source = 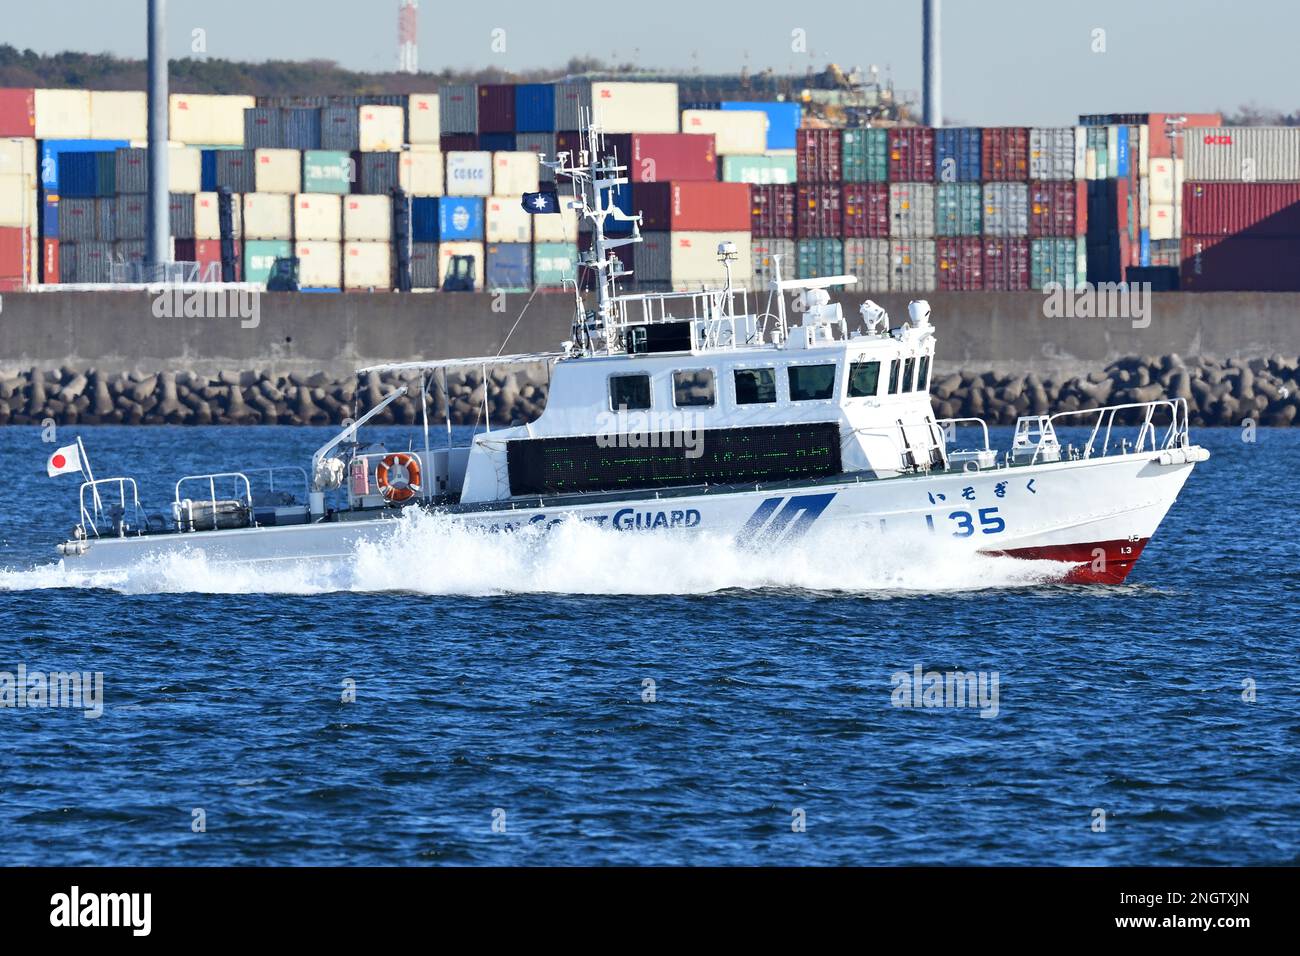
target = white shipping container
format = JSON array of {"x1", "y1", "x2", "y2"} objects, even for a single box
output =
[
  {"x1": 1074, "y1": 127, "x2": 1088, "y2": 180},
  {"x1": 1139, "y1": 177, "x2": 1150, "y2": 229},
  {"x1": 169, "y1": 94, "x2": 255, "y2": 146},
  {"x1": 1106, "y1": 126, "x2": 1119, "y2": 177},
  {"x1": 485, "y1": 196, "x2": 531, "y2": 243},
  {"x1": 669, "y1": 231, "x2": 752, "y2": 288},
  {"x1": 532, "y1": 203, "x2": 579, "y2": 243},
  {"x1": 343, "y1": 241, "x2": 392, "y2": 289},
  {"x1": 889, "y1": 183, "x2": 936, "y2": 238},
  {"x1": 88, "y1": 90, "x2": 147, "y2": 140},
  {"x1": 982, "y1": 182, "x2": 1029, "y2": 237},
  {"x1": 437, "y1": 241, "x2": 485, "y2": 290},
  {"x1": 294, "y1": 240, "x2": 342, "y2": 288},
  {"x1": 843, "y1": 238, "x2": 891, "y2": 291},
  {"x1": 170, "y1": 146, "x2": 202, "y2": 193},
  {"x1": 407, "y1": 93, "x2": 440, "y2": 145},
  {"x1": 589, "y1": 82, "x2": 679, "y2": 134},
  {"x1": 34, "y1": 89, "x2": 91, "y2": 139},
  {"x1": 491, "y1": 152, "x2": 540, "y2": 195},
  {"x1": 1138, "y1": 124, "x2": 1150, "y2": 177},
  {"x1": 1149, "y1": 202, "x2": 1176, "y2": 241},
  {"x1": 445, "y1": 151, "x2": 492, "y2": 196},
  {"x1": 0, "y1": 173, "x2": 33, "y2": 227},
  {"x1": 242, "y1": 193, "x2": 292, "y2": 240},
  {"x1": 888, "y1": 239, "x2": 937, "y2": 293},
  {"x1": 343, "y1": 194, "x2": 391, "y2": 241},
  {"x1": 1148, "y1": 158, "x2": 1175, "y2": 204},
  {"x1": 194, "y1": 192, "x2": 242, "y2": 240},
  {"x1": 680, "y1": 110, "x2": 766, "y2": 155},
  {"x1": 0, "y1": 138, "x2": 37, "y2": 177},
  {"x1": 1085, "y1": 148, "x2": 1098, "y2": 181},
  {"x1": 398, "y1": 147, "x2": 444, "y2": 197},
  {"x1": 1173, "y1": 158, "x2": 1184, "y2": 202},
  {"x1": 359, "y1": 105, "x2": 404, "y2": 152},
  {"x1": 255, "y1": 148, "x2": 302, "y2": 194},
  {"x1": 1028, "y1": 128, "x2": 1075, "y2": 180},
  {"x1": 1184, "y1": 126, "x2": 1300, "y2": 182},
  {"x1": 293, "y1": 193, "x2": 342, "y2": 241}
]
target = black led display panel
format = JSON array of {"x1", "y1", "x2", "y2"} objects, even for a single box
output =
[{"x1": 506, "y1": 422, "x2": 843, "y2": 496}]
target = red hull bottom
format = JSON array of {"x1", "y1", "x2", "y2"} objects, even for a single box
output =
[{"x1": 986, "y1": 537, "x2": 1151, "y2": 584}]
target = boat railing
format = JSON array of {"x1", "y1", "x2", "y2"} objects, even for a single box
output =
[
  {"x1": 1041, "y1": 397, "x2": 1190, "y2": 463},
  {"x1": 240, "y1": 465, "x2": 310, "y2": 504},
  {"x1": 173, "y1": 472, "x2": 255, "y2": 531},
  {"x1": 936, "y1": 417, "x2": 992, "y2": 452},
  {"x1": 78, "y1": 477, "x2": 144, "y2": 538}
]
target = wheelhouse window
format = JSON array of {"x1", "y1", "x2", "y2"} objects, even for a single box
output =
[
  {"x1": 847, "y1": 360, "x2": 881, "y2": 398},
  {"x1": 917, "y1": 355, "x2": 931, "y2": 392},
  {"x1": 887, "y1": 359, "x2": 901, "y2": 394},
  {"x1": 788, "y1": 364, "x2": 836, "y2": 401},
  {"x1": 673, "y1": 369, "x2": 716, "y2": 407},
  {"x1": 734, "y1": 368, "x2": 776, "y2": 405},
  {"x1": 903, "y1": 357, "x2": 917, "y2": 392},
  {"x1": 609, "y1": 374, "x2": 651, "y2": 410}
]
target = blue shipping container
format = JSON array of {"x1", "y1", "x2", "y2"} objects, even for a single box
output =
[
  {"x1": 1115, "y1": 126, "x2": 1130, "y2": 178},
  {"x1": 282, "y1": 108, "x2": 322, "y2": 150},
  {"x1": 436, "y1": 197, "x2": 485, "y2": 241},
  {"x1": 57, "y1": 151, "x2": 116, "y2": 198},
  {"x1": 41, "y1": 196, "x2": 59, "y2": 238},
  {"x1": 934, "y1": 127, "x2": 982, "y2": 182},
  {"x1": 514, "y1": 84, "x2": 556, "y2": 133},
  {"x1": 39, "y1": 139, "x2": 129, "y2": 192},
  {"x1": 1139, "y1": 228, "x2": 1150, "y2": 267},
  {"x1": 412, "y1": 197, "x2": 439, "y2": 242},
  {"x1": 486, "y1": 243, "x2": 532, "y2": 290},
  {"x1": 478, "y1": 132, "x2": 516, "y2": 152},
  {"x1": 201, "y1": 149, "x2": 218, "y2": 191},
  {"x1": 720, "y1": 101, "x2": 802, "y2": 151}
]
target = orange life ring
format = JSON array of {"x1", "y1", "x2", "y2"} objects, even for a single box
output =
[{"x1": 376, "y1": 452, "x2": 421, "y2": 503}]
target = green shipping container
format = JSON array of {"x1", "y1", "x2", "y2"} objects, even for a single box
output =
[
  {"x1": 244, "y1": 240, "x2": 293, "y2": 284},
  {"x1": 1030, "y1": 237, "x2": 1081, "y2": 290},
  {"x1": 797, "y1": 238, "x2": 843, "y2": 280},
  {"x1": 841, "y1": 128, "x2": 888, "y2": 182},
  {"x1": 934, "y1": 183, "x2": 982, "y2": 236},
  {"x1": 721, "y1": 154, "x2": 797, "y2": 185},
  {"x1": 533, "y1": 242, "x2": 578, "y2": 287},
  {"x1": 302, "y1": 150, "x2": 353, "y2": 194}
]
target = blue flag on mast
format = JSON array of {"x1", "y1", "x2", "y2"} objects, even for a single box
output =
[{"x1": 521, "y1": 191, "x2": 561, "y2": 214}]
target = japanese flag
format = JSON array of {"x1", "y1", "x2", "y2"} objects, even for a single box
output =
[{"x1": 46, "y1": 443, "x2": 83, "y2": 478}]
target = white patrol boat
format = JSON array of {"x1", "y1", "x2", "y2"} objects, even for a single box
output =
[{"x1": 51, "y1": 121, "x2": 1207, "y2": 585}]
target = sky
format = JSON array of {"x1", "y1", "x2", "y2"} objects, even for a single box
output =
[{"x1": 0, "y1": 0, "x2": 1294, "y2": 125}]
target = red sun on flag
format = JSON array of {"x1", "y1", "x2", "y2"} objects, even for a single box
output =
[{"x1": 51, "y1": 454, "x2": 66, "y2": 469}]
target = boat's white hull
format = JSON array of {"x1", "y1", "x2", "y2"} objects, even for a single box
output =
[{"x1": 56, "y1": 448, "x2": 1204, "y2": 586}]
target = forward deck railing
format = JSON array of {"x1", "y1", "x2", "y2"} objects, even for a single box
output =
[
  {"x1": 78, "y1": 478, "x2": 143, "y2": 538},
  {"x1": 1041, "y1": 397, "x2": 1190, "y2": 464}
]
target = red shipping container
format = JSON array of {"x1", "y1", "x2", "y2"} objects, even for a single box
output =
[
  {"x1": 982, "y1": 237, "x2": 1030, "y2": 290},
  {"x1": 841, "y1": 183, "x2": 889, "y2": 238},
  {"x1": 1180, "y1": 234, "x2": 1300, "y2": 291},
  {"x1": 1182, "y1": 182, "x2": 1300, "y2": 237},
  {"x1": 751, "y1": 184, "x2": 795, "y2": 238},
  {"x1": 477, "y1": 84, "x2": 516, "y2": 134},
  {"x1": 888, "y1": 127, "x2": 935, "y2": 182},
  {"x1": 981, "y1": 127, "x2": 1029, "y2": 181},
  {"x1": 1147, "y1": 112, "x2": 1222, "y2": 159},
  {"x1": 796, "y1": 128, "x2": 842, "y2": 183},
  {"x1": 1028, "y1": 180, "x2": 1080, "y2": 237},
  {"x1": 634, "y1": 182, "x2": 751, "y2": 231},
  {"x1": 42, "y1": 237, "x2": 58, "y2": 284},
  {"x1": 0, "y1": 226, "x2": 27, "y2": 282},
  {"x1": 795, "y1": 184, "x2": 841, "y2": 238},
  {"x1": 936, "y1": 237, "x2": 982, "y2": 291},
  {"x1": 439, "y1": 133, "x2": 478, "y2": 152},
  {"x1": 606, "y1": 133, "x2": 718, "y2": 182},
  {"x1": 0, "y1": 87, "x2": 35, "y2": 137}
]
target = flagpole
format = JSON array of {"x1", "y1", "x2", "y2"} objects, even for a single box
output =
[{"x1": 76, "y1": 436, "x2": 102, "y2": 513}]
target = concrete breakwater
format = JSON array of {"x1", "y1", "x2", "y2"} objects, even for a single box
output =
[{"x1": 0, "y1": 354, "x2": 1295, "y2": 428}]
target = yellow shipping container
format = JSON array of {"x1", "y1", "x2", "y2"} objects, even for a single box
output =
[
  {"x1": 0, "y1": 173, "x2": 34, "y2": 228},
  {"x1": 254, "y1": 148, "x2": 302, "y2": 194},
  {"x1": 407, "y1": 94, "x2": 440, "y2": 145},
  {"x1": 34, "y1": 89, "x2": 91, "y2": 139},
  {"x1": 169, "y1": 94, "x2": 256, "y2": 145},
  {"x1": 669, "y1": 231, "x2": 752, "y2": 289},
  {"x1": 89, "y1": 90, "x2": 148, "y2": 140},
  {"x1": 295, "y1": 240, "x2": 342, "y2": 288},
  {"x1": 0, "y1": 138, "x2": 38, "y2": 176},
  {"x1": 293, "y1": 193, "x2": 342, "y2": 241},
  {"x1": 398, "y1": 146, "x2": 443, "y2": 197},
  {"x1": 359, "y1": 105, "x2": 404, "y2": 152},
  {"x1": 681, "y1": 110, "x2": 767, "y2": 155},
  {"x1": 343, "y1": 194, "x2": 391, "y2": 241},
  {"x1": 532, "y1": 203, "x2": 578, "y2": 243},
  {"x1": 194, "y1": 192, "x2": 242, "y2": 240},
  {"x1": 485, "y1": 196, "x2": 531, "y2": 243},
  {"x1": 491, "y1": 152, "x2": 540, "y2": 195},
  {"x1": 588, "y1": 82, "x2": 678, "y2": 133},
  {"x1": 437, "y1": 241, "x2": 485, "y2": 290},
  {"x1": 344, "y1": 241, "x2": 392, "y2": 289},
  {"x1": 169, "y1": 145, "x2": 202, "y2": 193},
  {"x1": 242, "y1": 193, "x2": 292, "y2": 240}
]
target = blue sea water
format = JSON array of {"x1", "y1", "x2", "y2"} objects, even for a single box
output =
[{"x1": 0, "y1": 425, "x2": 1296, "y2": 866}]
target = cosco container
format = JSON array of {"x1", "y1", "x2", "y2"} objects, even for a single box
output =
[
  {"x1": 681, "y1": 109, "x2": 766, "y2": 155},
  {"x1": 669, "y1": 231, "x2": 751, "y2": 289},
  {"x1": 439, "y1": 85, "x2": 478, "y2": 134},
  {"x1": 293, "y1": 193, "x2": 342, "y2": 241},
  {"x1": 721, "y1": 154, "x2": 795, "y2": 185},
  {"x1": 934, "y1": 127, "x2": 981, "y2": 182},
  {"x1": 634, "y1": 181, "x2": 751, "y2": 232},
  {"x1": 888, "y1": 239, "x2": 936, "y2": 292},
  {"x1": 981, "y1": 128, "x2": 1029, "y2": 181},
  {"x1": 1028, "y1": 181, "x2": 1083, "y2": 237},
  {"x1": 889, "y1": 182, "x2": 935, "y2": 238},
  {"x1": 840, "y1": 127, "x2": 887, "y2": 183},
  {"x1": 843, "y1": 238, "x2": 890, "y2": 291},
  {"x1": 533, "y1": 241, "x2": 577, "y2": 287},
  {"x1": 344, "y1": 241, "x2": 392, "y2": 290},
  {"x1": 514, "y1": 84, "x2": 556, "y2": 133},
  {"x1": 1184, "y1": 126, "x2": 1300, "y2": 182},
  {"x1": 295, "y1": 240, "x2": 342, "y2": 288},
  {"x1": 445, "y1": 151, "x2": 493, "y2": 197},
  {"x1": 242, "y1": 193, "x2": 293, "y2": 240},
  {"x1": 1030, "y1": 237, "x2": 1081, "y2": 289},
  {"x1": 720, "y1": 101, "x2": 801, "y2": 151},
  {"x1": 936, "y1": 236, "x2": 983, "y2": 291},
  {"x1": 982, "y1": 237, "x2": 1030, "y2": 291},
  {"x1": 887, "y1": 128, "x2": 935, "y2": 182},
  {"x1": 841, "y1": 183, "x2": 889, "y2": 239},
  {"x1": 485, "y1": 242, "x2": 532, "y2": 291},
  {"x1": 750, "y1": 184, "x2": 795, "y2": 238},
  {"x1": 797, "y1": 238, "x2": 842, "y2": 280},
  {"x1": 795, "y1": 183, "x2": 841, "y2": 238},
  {"x1": 243, "y1": 239, "x2": 292, "y2": 284},
  {"x1": 435, "y1": 196, "x2": 485, "y2": 241},
  {"x1": 1029, "y1": 128, "x2": 1075, "y2": 180},
  {"x1": 751, "y1": 237, "x2": 797, "y2": 288},
  {"x1": 934, "y1": 182, "x2": 981, "y2": 237},
  {"x1": 477, "y1": 85, "x2": 516, "y2": 134},
  {"x1": 796, "y1": 129, "x2": 842, "y2": 183},
  {"x1": 982, "y1": 182, "x2": 1029, "y2": 237}
]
